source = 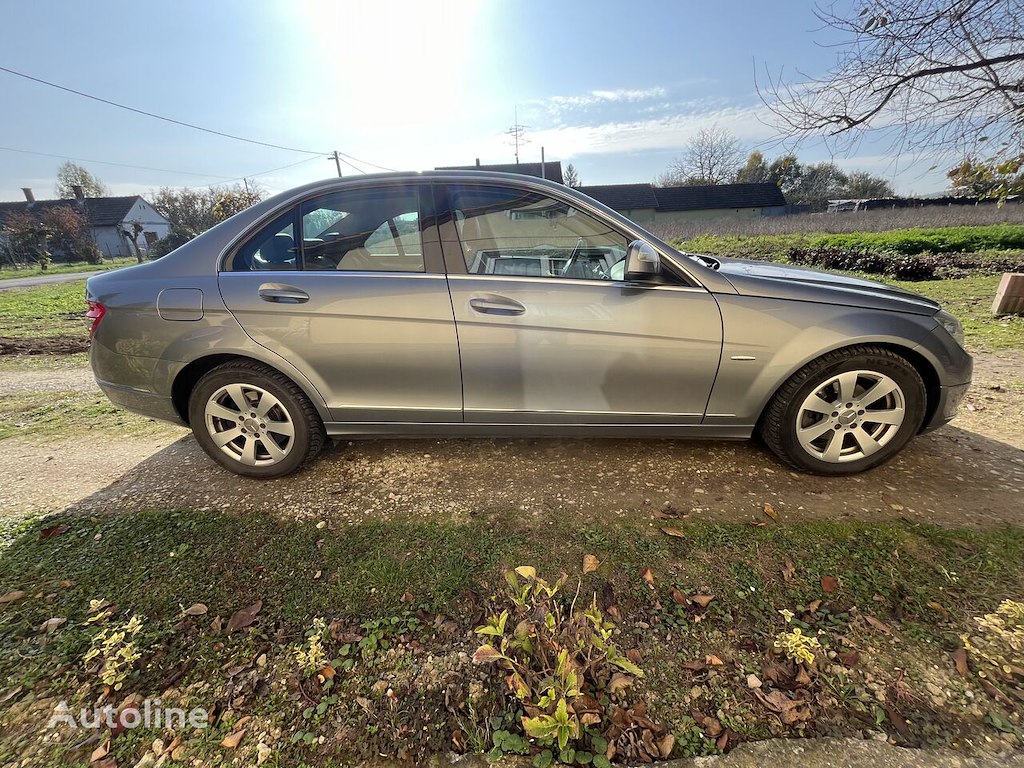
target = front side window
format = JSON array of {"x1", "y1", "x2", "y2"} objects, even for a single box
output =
[
  {"x1": 301, "y1": 186, "x2": 424, "y2": 272},
  {"x1": 448, "y1": 184, "x2": 628, "y2": 280}
]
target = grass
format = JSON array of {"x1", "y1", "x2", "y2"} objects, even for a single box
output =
[
  {"x1": 0, "y1": 257, "x2": 135, "y2": 281},
  {"x1": 894, "y1": 275, "x2": 1024, "y2": 350},
  {"x1": 0, "y1": 389, "x2": 161, "y2": 441},
  {"x1": 0, "y1": 508, "x2": 1022, "y2": 765},
  {"x1": 679, "y1": 225, "x2": 1024, "y2": 260},
  {"x1": 0, "y1": 280, "x2": 87, "y2": 340},
  {"x1": 653, "y1": 204, "x2": 1024, "y2": 241}
]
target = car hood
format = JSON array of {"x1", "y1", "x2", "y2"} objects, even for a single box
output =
[{"x1": 705, "y1": 255, "x2": 940, "y2": 315}]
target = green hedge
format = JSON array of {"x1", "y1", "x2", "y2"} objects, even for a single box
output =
[{"x1": 681, "y1": 224, "x2": 1024, "y2": 259}]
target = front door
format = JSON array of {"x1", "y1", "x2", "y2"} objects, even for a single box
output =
[{"x1": 439, "y1": 182, "x2": 723, "y2": 424}]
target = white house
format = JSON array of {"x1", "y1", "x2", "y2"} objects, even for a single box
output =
[{"x1": 0, "y1": 187, "x2": 171, "y2": 260}]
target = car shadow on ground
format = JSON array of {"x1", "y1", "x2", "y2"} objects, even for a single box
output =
[{"x1": 66, "y1": 424, "x2": 1024, "y2": 529}]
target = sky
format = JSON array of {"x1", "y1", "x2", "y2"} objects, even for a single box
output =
[{"x1": 0, "y1": 1, "x2": 954, "y2": 202}]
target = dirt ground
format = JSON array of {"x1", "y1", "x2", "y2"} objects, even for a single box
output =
[{"x1": 1, "y1": 349, "x2": 1021, "y2": 527}]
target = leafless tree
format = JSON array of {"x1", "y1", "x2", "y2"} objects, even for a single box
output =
[
  {"x1": 759, "y1": 0, "x2": 1024, "y2": 161},
  {"x1": 657, "y1": 128, "x2": 744, "y2": 186}
]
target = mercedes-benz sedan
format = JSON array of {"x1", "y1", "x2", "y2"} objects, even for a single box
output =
[{"x1": 86, "y1": 171, "x2": 972, "y2": 478}]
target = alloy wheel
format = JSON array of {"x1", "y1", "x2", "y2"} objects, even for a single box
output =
[
  {"x1": 795, "y1": 370, "x2": 906, "y2": 463},
  {"x1": 203, "y1": 383, "x2": 296, "y2": 467}
]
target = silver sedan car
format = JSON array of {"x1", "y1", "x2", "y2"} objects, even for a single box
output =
[{"x1": 86, "y1": 171, "x2": 972, "y2": 478}]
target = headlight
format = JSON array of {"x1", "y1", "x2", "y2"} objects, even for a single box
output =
[{"x1": 935, "y1": 310, "x2": 965, "y2": 348}]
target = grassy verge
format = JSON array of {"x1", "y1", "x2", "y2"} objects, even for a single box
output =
[
  {"x1": 680, "y1": 225, "x2": 1024, "y2": 259},
  {"x1": 893, "y1": 275, "x2": 1024, "y2": 350},
  {"x1": 0, "y1": 389, "x2": 161, "y2": 441},
  {"x1": 1, "y1": 509, "x2": 1021, "y2": 766},
  {"x1": 0, "y1": 258, "x2": 135, "y2": 281},
  {"x1": 0, "y1": 280, "x2": 87, "y2": 341}
]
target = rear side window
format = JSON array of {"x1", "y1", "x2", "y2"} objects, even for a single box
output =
[
  {"x1": 300, "y1": 186, "x2": 424, "y2": 272},
  {"x1": 229, "y1": 211, "x2": 297, "y2": 271}
]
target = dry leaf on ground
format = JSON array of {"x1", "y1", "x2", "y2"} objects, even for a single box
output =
[
  {"x1": 583, "y1": 554, "x2": 601, "y2": 574},
  {"x1": 763, "y1": 503, "x2": 779, "y2": 521},
  {"x1": 226, "y1": 601, "x2": 262, "y2": 633}
]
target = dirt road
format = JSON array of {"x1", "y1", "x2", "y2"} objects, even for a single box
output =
[{"x1": 1, "y1": 351, "x2": 1021, "y2": 526}]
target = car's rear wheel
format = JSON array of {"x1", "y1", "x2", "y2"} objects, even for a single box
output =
[
  {"x1": 188, "y1": 361, "x2": 325, "y2": 478},
  {"x1": 760, "y1": 346, "x2": 927, "y2": 474}
]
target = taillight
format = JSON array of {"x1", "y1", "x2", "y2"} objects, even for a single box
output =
[{"x1": 86, "y1": 300, "x2": 106, "y2": 339}]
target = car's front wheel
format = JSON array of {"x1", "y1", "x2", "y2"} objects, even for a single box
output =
[
  {"x1": 188, "y1": 361, "x2": 325, "y2": 478},
  {"x1": 760, "y1": 346, "x2": 927, "y2": 474}
]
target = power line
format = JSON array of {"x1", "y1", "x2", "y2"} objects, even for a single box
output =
[
  {"x1": 0, "y1": 65, "x2": 402, "y2": 173},
  {"x1": 0, "y1": 144, "x2": 236, "y2": 180},
  {"x1": 0, "y1": 65, "x2": 330, "y2": 156},
  {"x1": 0, "y1": 144, "x2": 324, "y2": 189}
]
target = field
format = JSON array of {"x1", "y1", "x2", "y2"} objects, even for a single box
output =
[{"x1": 651, "y1": 201, "x2": 1024, "y2": 241}]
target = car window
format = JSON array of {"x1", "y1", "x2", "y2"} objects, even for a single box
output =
[
  {"x1": 448, "y1": 184, "x2": 628, "y2": 281},
  {"x1": 300, "y1": 186, "x2": 424, "y2": 272},
  {"x1": 230, "y1": 211, "x2": 297, "y2": 271}
]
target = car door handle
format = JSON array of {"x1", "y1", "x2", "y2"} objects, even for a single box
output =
[
  {"x1": 258, "y1": 284, "x2": 309, "y2": 304},
  {"x1": 469, "y1": 295, "x2": 526, "y2": 316}
]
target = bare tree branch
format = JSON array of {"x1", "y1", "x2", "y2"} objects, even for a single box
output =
[{"x1": 760, "y1": 0, "x2": 1024, "y2": 160}]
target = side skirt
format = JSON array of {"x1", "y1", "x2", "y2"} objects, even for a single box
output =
[{"x1": 322, "y1": 422, "x2": 754, "y2": 440}]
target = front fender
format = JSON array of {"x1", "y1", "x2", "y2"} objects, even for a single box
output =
[{"x1": 705, "y1": 295, "x2": 944, "y2": 425}]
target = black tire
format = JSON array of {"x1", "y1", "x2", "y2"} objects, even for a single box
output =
[
  {"x1": 760, "y1": 346, "x2": 927, "y2": 475},
  {"x1": 188, "y1": 360, "x2": 326, "y2": 478}
]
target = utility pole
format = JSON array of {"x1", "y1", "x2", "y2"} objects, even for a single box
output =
[
  {"x1": 242, "y1": 178, "x2": 250, "y2": 195},
  {"x1": 331, "y1": 151, "x2": 343, "y2": 178},
  {"x1": 505, "y1": 107, "x2": 529, "y2": 165}
]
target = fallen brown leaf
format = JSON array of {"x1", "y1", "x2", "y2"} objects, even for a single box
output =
[
  {"x1": 951, "y1": 647, "x2": 969, "y2": 678},
  {"x1": 763, "y1": 503, "x2": 779, "y2": 522},
  {"x1": 609, "y1": 672, "x2": 633, "y2": 694},
  {"x1": 820, "y1": 576, "x2": 838, "y2": 593},
  {"x1": 90, "y1": 739, "x2": 110, "y2": 762},
  {"x1": 669, "y1": 587, "x2": 688, "y2": 605},
  {"x1": 400, "y1": 591, "x2": 414, "y2": 604},
  {"x1": 38, "y1": 617, "x2": 66, "y2": 634},
  {"x1": 807, "y1": 599, "x2": 822, "y2": 613},
  {"x1": 182, "y1": 603, "x2": 208, "y2": 616},
  {"x1": 583, "y1": 554, "x2": 601, "y2": 574},
  {"x1": 747, "y1": 519, "x2": 768, "y2": 528},
  {"x1": 319, "y1": 665, "x2": 336, "y2": 680},
  {"x1": 716, "y1": 730, "x2": 730, "y2": 752},
  {"x1": 884, "y1": 702, "x2": 910, "y2": 737},
  {"x1": 754, "y1": 689, "x2": 811, "y2": 725},
  {"x1": 927, "y1": 599, "x2": 947, "y2": 615},
  {"x1": 641, "y1": 567, "x2": 655, "y2": 588},
  {"x1": 226, "y1": 600, "x2": 262, "y2": 633},
  {"x1": 606, "y1": 604, "x2": 622, "y2": 623},
  {"x1": 658, "y1": 733, "x2": 675, "y2": 759},
  {"x1": 40, "y1": 523, "x2": 70, "y2": 539},
  {"x1": 782, "y1": 559, "x2": 795, "y2": 582},
  {"x1": 705, "y1": 654, "x2": 724, "y2": 666},
  {"x1": 838, "y1": 650, "x2": 861, "y2": 667},
  {"x1": 472, "y1": 645, "x2": 503, "y2": 664},
  {"x1": 0, "y1": 590, "x2": 26, "y2": 605},
  {"x1": 626, "y1": 648, "x2": 642, "y2": 664},
  {"x1": 863, "y1": 614, "x2": 893, "y2": 634},
  {"x1": 221, "y1": 729, "x2": 245, "y2": 749},
  {"x1": 691, "y1": 594, "x2": 715, "y2": 609},
  {"x1": 660, "y1": 527, "x2": 686, "y2": 538}
]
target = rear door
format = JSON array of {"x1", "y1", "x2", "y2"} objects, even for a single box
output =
[
  {"x1": 438, "y1": 181, "x2": 723, "y2": 424},
  {"x1": 218, "y1": 182, "x2": 462, "y2": 423}
]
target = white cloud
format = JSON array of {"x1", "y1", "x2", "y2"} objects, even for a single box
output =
[{"x1": 544, "y1": 86, "x2": 668, "y2": 110}]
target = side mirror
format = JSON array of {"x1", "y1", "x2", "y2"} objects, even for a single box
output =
[{"x1": 624, "y1": 240, "x2": 660, "y2": 281}]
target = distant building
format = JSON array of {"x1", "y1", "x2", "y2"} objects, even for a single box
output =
[
  {"x1": 436, "y1": 160, "x2": 564, "y2": 185},
  {"x1": 0, "y1": 187, "x2": 170, "y2": 260},
  {"x1": 827, "y1": 195, "x2": 1021, "y2": 213},
  {"x1": 580, "y1": 182, "x2": 788, "y2": 226},
  {"x1": 435, "y1": 161, "x2": 789, "y2": 225}
]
